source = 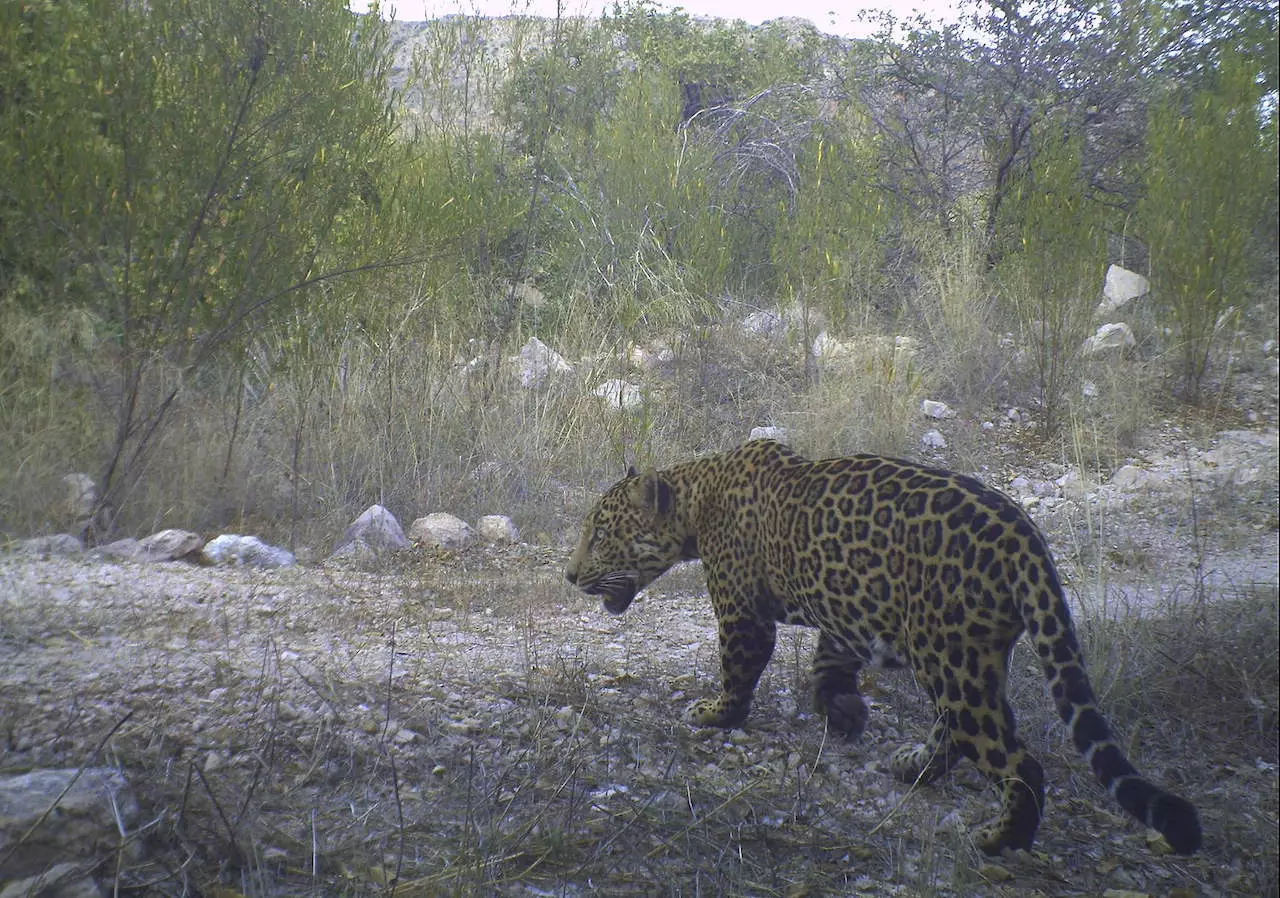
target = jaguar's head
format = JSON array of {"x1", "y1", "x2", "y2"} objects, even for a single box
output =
[{"x1": 565, "y1": 468, "x2": 692, "y2": 614}]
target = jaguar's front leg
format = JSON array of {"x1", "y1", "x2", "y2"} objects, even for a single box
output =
[{"x1": 687, "y1": 613, "x2": 776, "y2": 729}]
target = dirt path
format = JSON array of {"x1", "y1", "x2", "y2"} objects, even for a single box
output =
[{"x1": 2, "y1": 539, "x2": 1275, "y2": 897}]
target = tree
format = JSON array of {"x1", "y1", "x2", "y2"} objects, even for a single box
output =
[
  {"x1": 1140, "y1": 51, "x2": 1273, "y2": 398},
  {"x1": 0, "y1": 0, "x2": 404, "y2": 531},
  {"x1": 996, "y1": 126, "x2": 1108, "y2": 432}
]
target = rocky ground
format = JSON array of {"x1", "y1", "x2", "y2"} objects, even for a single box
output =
[{"x1": 1, "y1": 424, "x2": 1277, "y2": 897}]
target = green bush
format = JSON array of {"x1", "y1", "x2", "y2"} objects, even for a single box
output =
[{"x1": 1140, "y1": 51, "x2": 1273, "y2": 399}]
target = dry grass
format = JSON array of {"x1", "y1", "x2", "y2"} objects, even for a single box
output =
[
  {"x1": 1, "y1": 543, "x2": 1275, "y2": 897},
  {"x1": 1, "y1": 228, "x2": 1275, "y2": 896}
]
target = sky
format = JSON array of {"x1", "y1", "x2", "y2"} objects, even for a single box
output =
[{"x1": 354, "y1": 0, "x2": 957, "y2": 39}]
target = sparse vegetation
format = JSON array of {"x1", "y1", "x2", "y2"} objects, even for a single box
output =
[{"x1": 0, "y1": 0, "x2": 1276, "y2": 894}]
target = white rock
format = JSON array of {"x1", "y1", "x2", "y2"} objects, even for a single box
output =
[
  {"x1": 11, "y1": 534, "x2": 84, "y2": 557},
  {"x1": 1200, "y1": 429, "x2": 1278, "y2": 486},
  {"x1": 93, "y1": 538, "x2": 140, "y2": 560},
  {"x1": 515, "y1": 337, "x2": 572, "y2": 388},
  {"x1": 920, "y1": 429, "x2": 948, "y2": 449},
  {"x1": 627, "y1": 339, "x2": 674, "y2": 372},
  {"x1": 201, "y1": 534, "x2": 295, "y2": 568},
  {"x1": 334, "y1": 504, "x2": 408, "y2": 556},
  {"x1": 749, "y1": 426, "x2": 789, "y2": 442},
  {"x1": 1111, "y1": 464, "x2": 1167, "y2": 491},
  {"x1": 1099, "y1": 265, "x2": 1149, "y2": 313},
  {"x1": 1082, "y1": 322, "x2": 1135, "y2": 357},
  {"x1": 1031, "y1": 480, "x2": 1057, "y2": 498},
  {"x1": 591, "y1": 379, "x2": 643, "y2": 411},
  {"x1": 0, "y1": 769, "x2": 138, "y2": 881},
  {"x1": 743, "y1": 310, "x2": 787, "y2": 337},
  {"x1": 812, "y1": 330, "x2": 854, "y2": 360},
  {"x1": 137, "y1": 528, "x2": 204, "y2": 562},
  {"x1": 477, "y1": 515, "x2": 520, "y2": 543},
  {"x1": 409, "y1": 513, "x2": 477, "y2": 549},
  {"x1": 1081, "y1": 381, "x2": 1098, "y2": 398},
  {"x1": 1056, "y1": 470, "x2": 1088, "y2": 500},
  {"x1": 920, "y1": 399, "x2": 955, "y2": 419}
]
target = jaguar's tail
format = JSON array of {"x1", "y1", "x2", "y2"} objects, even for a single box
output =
[{"x1": 1021, "y1": 559, "x2": 1202, "y2": 855}]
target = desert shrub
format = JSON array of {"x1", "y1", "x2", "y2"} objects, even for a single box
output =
[{"x1": 1140, "y1": 51, "x2": 1274, "y2": 399}]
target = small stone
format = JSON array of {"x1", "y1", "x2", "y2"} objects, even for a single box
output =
[
  {"x1": 11, "y1": 534, "x2": 84, "y2": 557},
  {"x1": 920, "y1": 429, "x2": 947, "y2": 449},
  {"x1": 408, "y1": 513, "x2": 477, "y2": 550},
  {"x1": 515, "y1": 337, "x2": 572, "y2": 388},
  {"x1": 136, "y1": 529, "x2": 204, "y2": 562},
  {"x1": 334, "y1": 504, "x2": 407, "y2": 557},
  {"x1": 920, "y1": 399, "x2": 955, "y2": 419},
  {"x1": 1082, "y1": 322, "x2": 1136, "y2": 357},
  {"x1": 201, "y1": 534, "x2": 295, "y2": 568},
  {"x1": 477, "y1": 515, "x2": 520, "y2": 543},
  {"x1": 1099, "y1": 265, "x2": 1149, "y2": 313},
  {"x1": 591, "y1": 379, "x2": 643, "y2": 411}
]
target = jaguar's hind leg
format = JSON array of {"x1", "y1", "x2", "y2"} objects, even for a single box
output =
[
  {"x1": 933, "y1": 648, "x2": 1046, "y2": 855},
  {"x1": 890, "y1": 713, "x2": 963, "y2": 784},
  {"x1": 964, "y1": 695, "x2": 1046, "y2": 855},
  {"x1": 812, "y1": 632, "x2": 869, "y2": 740}
]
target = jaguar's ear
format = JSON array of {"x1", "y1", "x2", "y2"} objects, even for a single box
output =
[{"x1": 628, "y1": 468, "x2": 674, "y2": 517}]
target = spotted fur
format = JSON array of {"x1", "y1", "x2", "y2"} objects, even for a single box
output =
[{"x1": 566, "y1": 440, "x2": 1201, "y2": 855}]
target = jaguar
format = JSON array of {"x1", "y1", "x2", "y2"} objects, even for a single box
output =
[{"x1": 565, "y1": 439, "x2": 1201, "y2": 856}]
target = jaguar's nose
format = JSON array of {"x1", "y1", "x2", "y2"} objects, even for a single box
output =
[{"x1": 565, "y1": 568, "x2": 578, "y2": 585}]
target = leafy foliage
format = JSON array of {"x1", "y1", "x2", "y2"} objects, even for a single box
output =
[
  {"x1": 0, "y1": 0, "x2": 408, "y2": 521},
  {"x1": 1140, "y1": 50, "x2": 1272, "y2": 397},
  {"x1": 0, "y1": 0, "x2": 1276, "y2": 536},
  {"x1": 997, "y1": 126, "x2": 1109, "y2": 431}
]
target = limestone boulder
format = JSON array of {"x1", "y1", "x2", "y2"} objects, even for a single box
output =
[
  {"x1": 477, "y1": 514, "x2": 521, "y2": 543},
  {"x1": 201, "y1": 534, "x2": 296, "y2": 568},
  {"x1": 136, "y1": 528, "x2": 204, "y2": 562},
  {"x1": 1099, "y1": 265, "x2": 1149, "y2": 314},
  {"x1": 11, "y1": 534, "x2": 84, "y2": 557},
  {"x1": 1082, "y1": 322, "x2": 1135, "y2": 357},
  {"x1": 409, "y1": 513, "x2": 478, "y2": 549},
  {"x1": 333, "y1": 504, "x2": 408, "y2": 558},
  {"x1": 592, "y1": 379, "x2": 643, "y2": 412},
  {"x1": 515, "y1": 337, "x2": 572, "y2": 388},
  {"x1": 0, "y1": 768, "x2": 138, "y2": 880}
]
